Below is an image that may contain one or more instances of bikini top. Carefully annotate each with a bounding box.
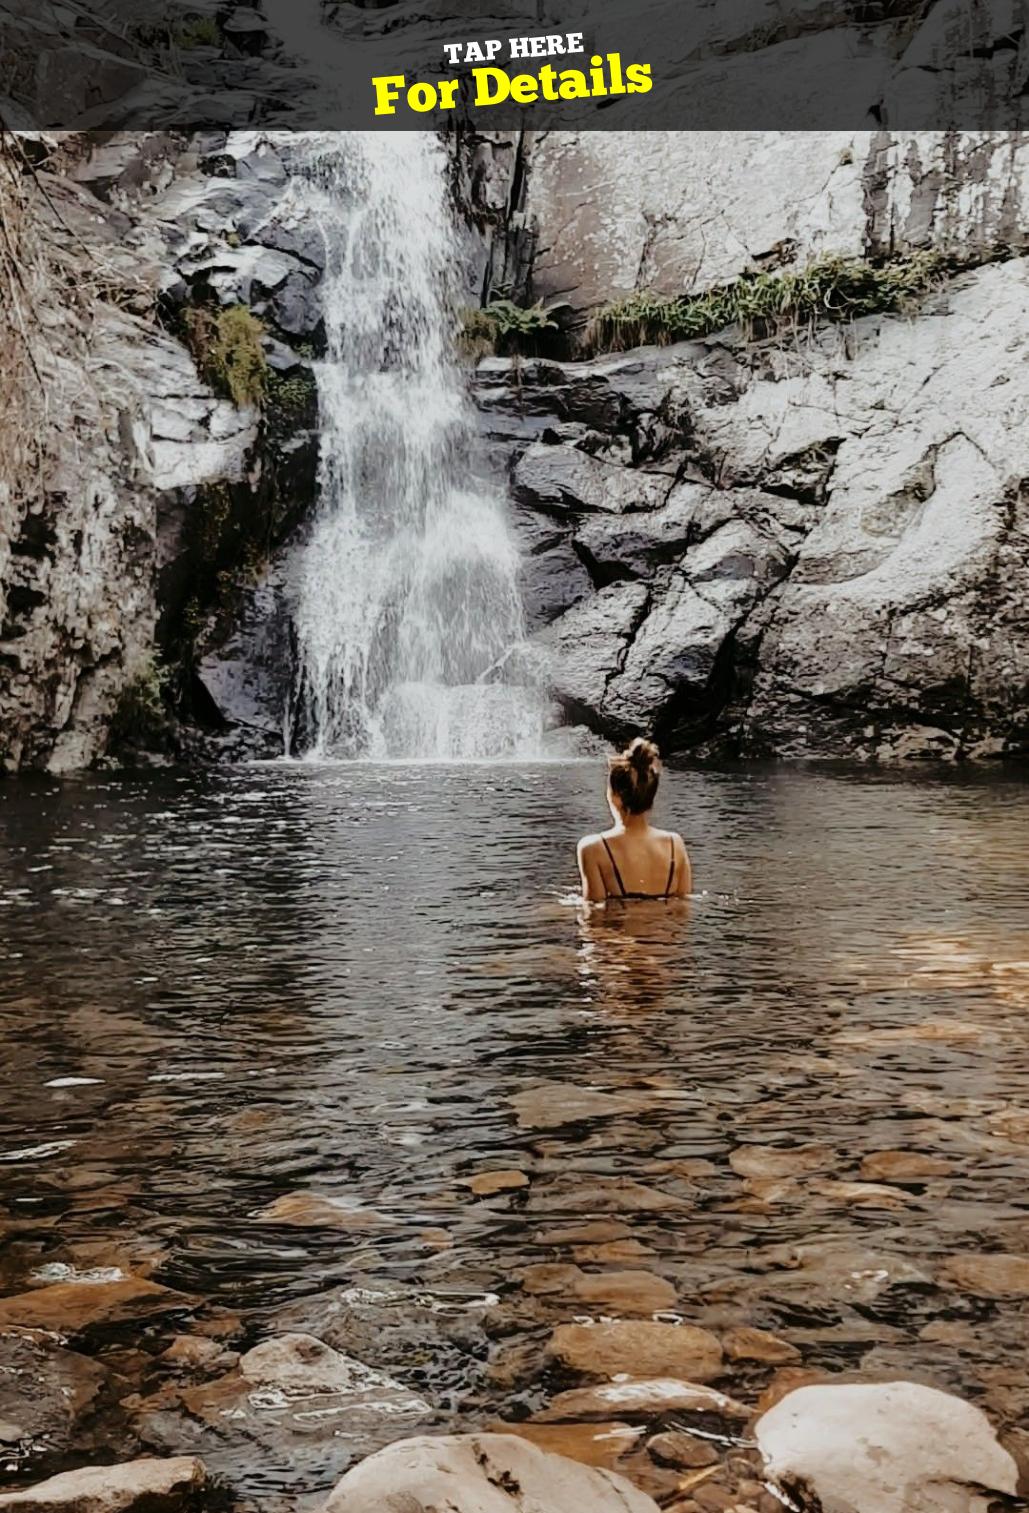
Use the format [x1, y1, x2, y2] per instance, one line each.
[601, 835, 676, 901]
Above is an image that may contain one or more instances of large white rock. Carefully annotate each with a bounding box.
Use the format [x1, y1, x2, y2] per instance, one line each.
[0, 1456, 206, 1512]
[755, 1381, 1018, 1513]
[321, 1433, 660, 1513]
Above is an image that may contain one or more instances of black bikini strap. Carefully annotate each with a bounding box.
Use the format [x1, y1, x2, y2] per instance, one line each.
[664, 836, 676, 897]
[601, 837, 627, 898]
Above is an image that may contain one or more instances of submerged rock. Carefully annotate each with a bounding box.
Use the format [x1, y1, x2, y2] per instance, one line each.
[321, 1432, 661, 1513]
[536, 1379, 750, 1422]
[0, 1457, 206, 1512]
[755, 1381, 1018, 1513]
[546, 1321, 723, 1383]
[0, 1279, 194, 1335]
[0, 1329, 109, 1475]
[136, 1333, 431, 1494]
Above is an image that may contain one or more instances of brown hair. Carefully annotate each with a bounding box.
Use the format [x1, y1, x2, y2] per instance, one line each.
[608, 736, 661, 815]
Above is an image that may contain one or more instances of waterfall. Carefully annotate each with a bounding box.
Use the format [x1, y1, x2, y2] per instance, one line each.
[288, 133, 546, 761]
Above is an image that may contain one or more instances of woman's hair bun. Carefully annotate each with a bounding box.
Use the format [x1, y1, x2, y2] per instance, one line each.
[608, 735, 661, 814]
[627, 736, 659, 775]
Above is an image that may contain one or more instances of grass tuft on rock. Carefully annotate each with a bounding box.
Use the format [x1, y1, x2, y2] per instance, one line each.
[185, 305, 268, 409]
[584, 251, 955, 354]
[459, 298, 564, 358]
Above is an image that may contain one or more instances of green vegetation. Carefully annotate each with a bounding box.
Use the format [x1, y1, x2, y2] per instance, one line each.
[266, 367, 318, 428]
[460, 298, 564, 358]
[110, 657, 170, 748]
[175, 16, 221, 48]
[585, 251, 952, 354]
[185, 305, 268, 409]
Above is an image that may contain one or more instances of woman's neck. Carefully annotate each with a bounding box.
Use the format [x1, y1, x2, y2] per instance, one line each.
[614, 812, 650, 835]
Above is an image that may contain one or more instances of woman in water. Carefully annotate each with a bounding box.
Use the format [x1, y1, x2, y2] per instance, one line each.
[577, 737, 691, 904]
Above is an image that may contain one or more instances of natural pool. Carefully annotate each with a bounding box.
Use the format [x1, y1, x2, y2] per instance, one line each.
[1, 763, 1027, 1505]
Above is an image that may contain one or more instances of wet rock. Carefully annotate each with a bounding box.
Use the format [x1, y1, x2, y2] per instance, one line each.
[571, 1270, 678, 1316]
[534, 1221, 633, 1245]
[858, 1151, 953, 1181]
[0, 1279, 194, 1335]
[254, 1191, 389, 1230]
[754, 1369, 830, 1415]
[755, 1381, 1018, 1513]
[0, 1457, 206, 1512]
[728, 1145, 833, 1179]
[647, 1430, 720, 1469]
[160, 1336, 235, 1374]
[0, 1329, 108, 1474]
[137, 1334, 430, 1493]
[321, 1432, 661, 1513]
[722, 1327, 800, 1365]
[510, 1082, 651, 1130]
[938, 1252, 1029, 1297]
[513, 441, 668, 517]
[490, 1420, 643, 1472]
[537, 1379, 750, 1422]
[546, 1322, 723, 1383]
[465, 1170, 529, 1197]
[270, 1283, 491, 1400]
[529, 1176, 690, 1215]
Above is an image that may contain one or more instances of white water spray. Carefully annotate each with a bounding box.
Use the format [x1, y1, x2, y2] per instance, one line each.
[289, 133, 545, 760]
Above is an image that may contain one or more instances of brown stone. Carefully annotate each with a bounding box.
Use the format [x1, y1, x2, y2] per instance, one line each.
[648, 1430, 720, 1469]
[417, 1228, 453, 1250]
[489, 1419, 642, 1471]
[573, 1240, 655, 1263]
[858, 1150, 952, 1181]
[535, 1220, 632, 1245]
[545, 1323, 723, 1384]
[814, 1180, 913, 1209]
[693, 1485, 736, 1512]
[722, 1326, 800, 1365]
[254, 1192, 388, 1230]
[754, 1367, 829, 1415]
[466, 1170, 529, 1197]
[510, 1083, 652, 1130]
[729, 1145, 833, 1179]
[0, 1279, 193, 1334]
[572, 1270, 678, 1315]
[938, 1252, 1029, 1297]
[538, 1379, 750, 1422]
[160, 1336, 230, 1372]
[520, 1263, 583, 1295]
[531, 1176, 689, 1215]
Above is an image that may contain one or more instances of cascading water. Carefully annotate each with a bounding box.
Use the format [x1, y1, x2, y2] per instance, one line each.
[289, 133, 546, 760]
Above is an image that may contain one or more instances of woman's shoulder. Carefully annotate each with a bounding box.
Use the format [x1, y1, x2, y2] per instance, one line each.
[653, 826, 687, 846]
[577, 831, 608, 855]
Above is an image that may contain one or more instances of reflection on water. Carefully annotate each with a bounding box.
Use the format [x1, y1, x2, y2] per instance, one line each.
[1, 762, 1028, 1496]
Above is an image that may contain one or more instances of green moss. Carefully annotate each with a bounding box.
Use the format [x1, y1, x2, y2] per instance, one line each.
[110, 657, 170, 747]
[585, 251, 955, 354]
[266, 367, 318, 427]
[185, 305, 268, 410]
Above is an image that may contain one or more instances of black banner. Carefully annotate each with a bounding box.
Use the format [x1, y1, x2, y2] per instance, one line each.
[1, 0, 1025, 131]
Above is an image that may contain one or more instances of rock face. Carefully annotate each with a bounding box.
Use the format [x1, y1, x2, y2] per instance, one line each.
[475, 255, 1029, 760]
[755, 1381, 1019, 1513]
[0, 130, 319, 773]
[321, 1432, 661, 1513]
[524, 132, 1029, 324]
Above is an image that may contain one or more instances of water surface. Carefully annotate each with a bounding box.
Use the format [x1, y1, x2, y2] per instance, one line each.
[1, 763, 1027, 1496]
